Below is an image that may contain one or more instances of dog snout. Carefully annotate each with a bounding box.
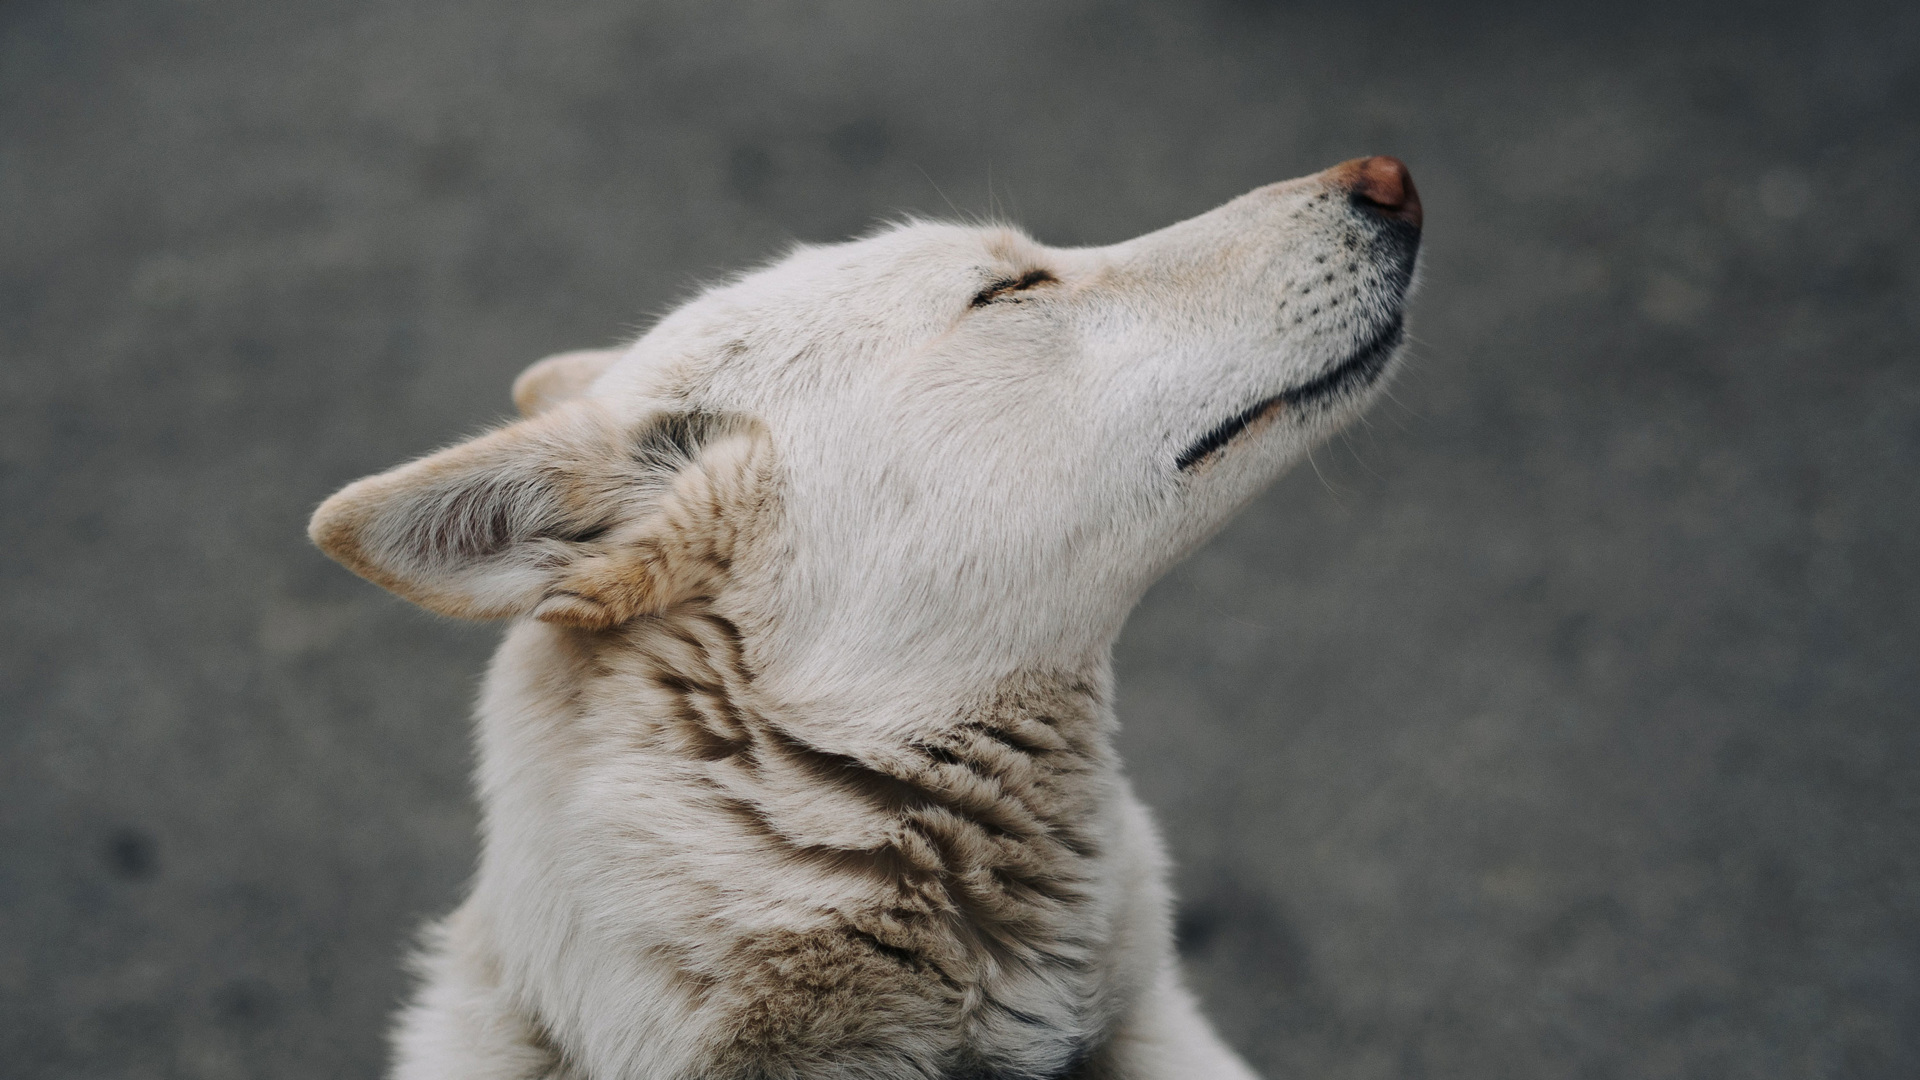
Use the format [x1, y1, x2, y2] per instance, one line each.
[1327, 156, 1421, 230]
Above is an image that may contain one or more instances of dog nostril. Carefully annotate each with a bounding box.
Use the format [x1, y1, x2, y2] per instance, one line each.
[1329, 156, 1422, 229]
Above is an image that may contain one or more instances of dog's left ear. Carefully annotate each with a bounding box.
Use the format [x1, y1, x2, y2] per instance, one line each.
[308, 400, 773, 629]
[511, 347, 621, 417]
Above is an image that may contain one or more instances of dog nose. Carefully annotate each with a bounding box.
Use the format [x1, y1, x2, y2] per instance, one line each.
[1329, 156, 1421, 229]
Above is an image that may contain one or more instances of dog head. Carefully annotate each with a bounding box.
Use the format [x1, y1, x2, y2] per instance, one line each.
[311, 158, 1420, 698]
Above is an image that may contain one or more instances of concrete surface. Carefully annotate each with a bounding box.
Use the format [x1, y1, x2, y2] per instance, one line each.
[3, 1, 1917, 1077]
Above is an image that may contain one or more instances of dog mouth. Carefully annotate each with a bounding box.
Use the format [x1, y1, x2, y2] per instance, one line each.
[1175, 316, 1404, 471]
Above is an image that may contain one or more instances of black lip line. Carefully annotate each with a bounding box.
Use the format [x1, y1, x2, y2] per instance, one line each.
[1175, 318, 1404, 471]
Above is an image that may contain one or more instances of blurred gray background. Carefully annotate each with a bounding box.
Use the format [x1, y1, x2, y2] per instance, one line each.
[4, 1, 1917, 1077]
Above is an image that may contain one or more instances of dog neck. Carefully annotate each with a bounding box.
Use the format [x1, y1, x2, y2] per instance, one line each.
[472, 602, 1132, 1079]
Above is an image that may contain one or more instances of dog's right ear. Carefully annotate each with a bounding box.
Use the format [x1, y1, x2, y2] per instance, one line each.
[511, 347, 621, 417]
[308, 400, 771, 628]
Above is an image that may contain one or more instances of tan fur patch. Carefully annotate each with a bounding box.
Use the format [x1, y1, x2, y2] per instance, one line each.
[536, 422, 775, 630]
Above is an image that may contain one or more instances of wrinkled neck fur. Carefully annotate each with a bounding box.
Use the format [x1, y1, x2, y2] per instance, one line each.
[580, 596, 1123, 825]
[482, 601, 1129, 1079]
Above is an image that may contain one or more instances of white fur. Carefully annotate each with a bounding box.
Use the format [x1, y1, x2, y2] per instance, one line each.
[313, 162, 1418, 1080]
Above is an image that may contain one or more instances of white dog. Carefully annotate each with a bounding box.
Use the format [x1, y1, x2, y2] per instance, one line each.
[311, 157, 1421, 1080]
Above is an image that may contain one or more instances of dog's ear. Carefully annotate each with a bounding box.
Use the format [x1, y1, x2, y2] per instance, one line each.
[308, 401, 773, 629]
[511, 348, 621, 417]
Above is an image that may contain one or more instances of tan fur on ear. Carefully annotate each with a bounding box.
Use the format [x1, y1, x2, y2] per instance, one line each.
[511, 348, 622, 417]
[531, 424, 776, 629]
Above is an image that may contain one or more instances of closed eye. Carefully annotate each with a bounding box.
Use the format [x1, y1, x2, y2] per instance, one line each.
[969, 268, 1058, 308]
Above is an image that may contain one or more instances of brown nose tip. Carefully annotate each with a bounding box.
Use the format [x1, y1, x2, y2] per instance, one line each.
[1329, 156, 1422, 229]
